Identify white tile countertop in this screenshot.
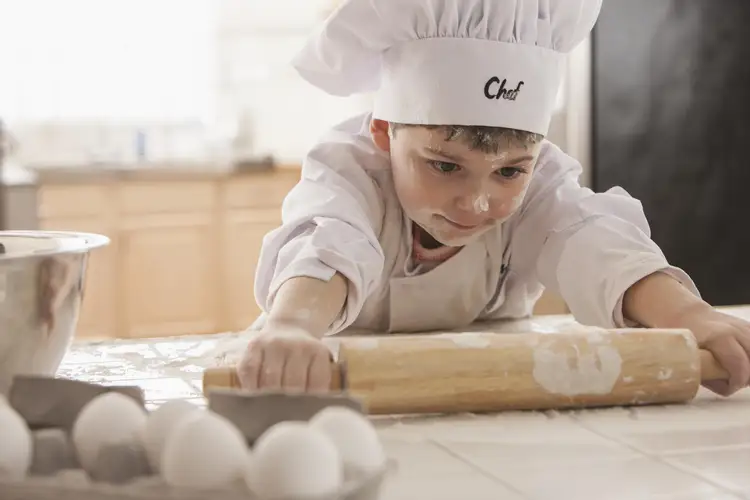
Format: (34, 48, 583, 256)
(59, 306, 750, 500)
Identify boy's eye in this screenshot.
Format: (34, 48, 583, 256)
(496, 167, 525, 179)
(428, 160, 461, 174)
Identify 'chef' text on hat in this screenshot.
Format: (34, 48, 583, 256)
(292, 0, 602, 136)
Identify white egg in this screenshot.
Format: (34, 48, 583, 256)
(161, 410, 248, 489)
(141, 400, 199, 471)
(71, 392, 147, 472)
(309, 406, 386, 476)
(246, 421, 343, 499)
(0, 401, 32, 479)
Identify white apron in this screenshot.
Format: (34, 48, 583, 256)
(350, 169, 509, 333)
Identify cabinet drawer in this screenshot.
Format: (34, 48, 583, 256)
(38, 185, 109, 218)
(119, 181, 217, 214)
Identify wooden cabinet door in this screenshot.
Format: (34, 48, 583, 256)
(222, 208, 281, 331)
(120, 212, 220, 338)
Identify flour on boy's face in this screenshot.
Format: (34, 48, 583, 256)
(372, 119, 542, 247)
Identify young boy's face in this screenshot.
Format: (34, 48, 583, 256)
(371, 119, 542, 247)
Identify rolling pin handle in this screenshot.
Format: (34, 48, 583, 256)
(201, 362, 346, 392)
(202, 365, 241, 393)
(699, 349, 730, 381)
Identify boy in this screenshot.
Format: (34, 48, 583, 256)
(238, 0, 750, 397)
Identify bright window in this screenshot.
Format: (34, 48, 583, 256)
(0, 0, 217, 122)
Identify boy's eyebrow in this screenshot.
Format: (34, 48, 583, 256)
(422, 146, 465, 163)
(422, 147, 535, 166)
(503, 154, 535, 166)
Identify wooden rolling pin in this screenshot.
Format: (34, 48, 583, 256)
(202, 328, 729, 415)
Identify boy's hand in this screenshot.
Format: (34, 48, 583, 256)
(237, 326, 333, 392)
(673, 306, 750, 396)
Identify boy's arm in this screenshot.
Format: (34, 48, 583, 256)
(622, 271, 711, 332)
(239, 268, 349, 392)
(254, 122, 387, 336)
(264, 273, 348, 339)
(238, 120, 387, 391)
(512, 143, 700, 328)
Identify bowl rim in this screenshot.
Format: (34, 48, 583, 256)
(0, 230, 110, 260)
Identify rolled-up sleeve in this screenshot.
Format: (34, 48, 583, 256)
(254, 121, 386, 333)
(514, 143, 699, 328)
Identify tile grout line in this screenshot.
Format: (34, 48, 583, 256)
(427, 438, 533, 500)
(654, 460, 746, 500)
(659, 442, 750, 457)
(571, 416, 745, 498)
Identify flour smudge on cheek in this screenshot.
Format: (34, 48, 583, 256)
(497, 177, 532, 217)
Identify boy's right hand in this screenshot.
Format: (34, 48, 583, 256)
(237, 326, 333, 392)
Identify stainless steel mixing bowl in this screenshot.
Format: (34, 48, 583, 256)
(0, 230, 109, 395)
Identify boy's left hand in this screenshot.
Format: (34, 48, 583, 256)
(674, 306, 750, 396)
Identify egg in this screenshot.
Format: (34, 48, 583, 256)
(246, 421, 343, 499)
(0, 400, 32, 479)
(309, 406, 386, 476)
(71, 392, 147, 472)
(161, 410, 248, 489)
(141, 400, 199, 471)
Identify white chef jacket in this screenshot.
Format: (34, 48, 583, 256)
(253, 112, 699, 334)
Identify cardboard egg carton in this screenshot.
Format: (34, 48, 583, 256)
(0, 376, 392, 500)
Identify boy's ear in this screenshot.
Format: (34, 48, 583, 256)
(369, 119, 391, 152)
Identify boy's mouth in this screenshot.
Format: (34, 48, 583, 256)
(435, 214, 482, 231)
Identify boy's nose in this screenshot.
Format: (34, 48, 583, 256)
(456, 192, 490, 214)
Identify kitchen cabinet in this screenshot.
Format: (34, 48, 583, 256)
(37, 168, 299, 339)
(37, 167, 567, 339)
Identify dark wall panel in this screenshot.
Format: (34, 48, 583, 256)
(592, 1, 750, 305)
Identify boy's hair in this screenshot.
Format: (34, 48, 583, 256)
(389, 122, 543, 154)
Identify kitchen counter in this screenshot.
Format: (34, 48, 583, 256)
(60, 307, 750, 499)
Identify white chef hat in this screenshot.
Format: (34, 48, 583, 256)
(292, 0, 602, 136)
